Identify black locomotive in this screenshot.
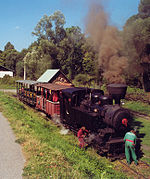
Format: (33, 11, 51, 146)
(60, 84, 131, 159)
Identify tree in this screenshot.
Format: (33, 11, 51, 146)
(23, 47, 41, 80)
(81, 39, 98, 77)
(4, 42, 14, 51)
(0, 42, 20, 75)
(57, 26, 86, 79)
(122, 0, 150, 87)
(38, 39, 59, 69)
(138, 0, 150, 18)
(30, 11, 98, 81)
(30, 11, 68, 79)
(2, 49, 20, 75)
(15, 48, 28, 77)
(32, 11, 66, 44)
(1, 42, 20, 75)
(0, 50, 3, 65)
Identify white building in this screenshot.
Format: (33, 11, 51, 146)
(0, 65, 13, 78)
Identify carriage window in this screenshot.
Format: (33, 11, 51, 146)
(72, 94, 78, 107)
(43, 89, 46, 98)
(47, 90, 52, 101)
(37, 87, 41, 95)
(52, 91, 58, 102)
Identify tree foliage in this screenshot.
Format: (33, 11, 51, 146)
(1, 49, 20, 75)
(4, 42, 14, 51)
(122, 0, 150, 87)
(138, 0, 150, 18)
(31, 11, 98, 80)
(32, 11, 66, 44)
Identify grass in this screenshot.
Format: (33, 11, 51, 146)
(0, 92, 127, 179)
(122, 99, 150, 165)
(0, 75, 19, 89)
(0, 84, 15, 89)
(133, 117, 150, 164)
(126, 86, 150, 104)
(127, 86, 145, 94)
(123, 100, 150, 115)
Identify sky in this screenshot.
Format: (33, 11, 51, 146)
(0, 0, 140, 52)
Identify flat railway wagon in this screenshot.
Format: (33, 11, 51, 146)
(16, 80, 133, 159)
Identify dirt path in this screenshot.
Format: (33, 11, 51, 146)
(0, 89, 16, 93)
(0, 112, 25, 179)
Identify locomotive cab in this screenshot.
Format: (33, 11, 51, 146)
(60, 87, 102, 131)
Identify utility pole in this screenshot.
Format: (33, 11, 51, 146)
(23, 56, 27, 80)
(24, 62, 26, 80)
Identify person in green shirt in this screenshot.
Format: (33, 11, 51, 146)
(124, 128, 138, 165)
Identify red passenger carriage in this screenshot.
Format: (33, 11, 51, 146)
(36, 83, 72, 116)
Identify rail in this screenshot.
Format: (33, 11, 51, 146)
(118, 160, 150, 179)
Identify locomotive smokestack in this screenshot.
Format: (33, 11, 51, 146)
(107, 84, 127, 105)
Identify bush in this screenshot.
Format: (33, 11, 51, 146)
(0, 75, 19, 88)
(73, 74, 98, 87)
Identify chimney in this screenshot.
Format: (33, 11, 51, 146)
(107, 84, 127, 105)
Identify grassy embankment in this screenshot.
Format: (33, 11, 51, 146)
(121, 87, 150, 165)
(0, 92, 127, 179)
(134, 117, 150, 164)
(119, 85, 150, 160)
(123, 100, 150, 165)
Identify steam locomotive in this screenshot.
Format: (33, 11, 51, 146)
(60, 84, 131, 159)
(16, 81, 132, 159)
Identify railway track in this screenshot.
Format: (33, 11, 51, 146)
(128, 109, 150, 120)
(118, 160, 150, 179)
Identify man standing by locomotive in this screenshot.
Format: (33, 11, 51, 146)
(77, 126, 89, 149)
(124, 128, 138, 165)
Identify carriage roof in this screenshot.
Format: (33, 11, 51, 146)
(35, 83, 72, 91)
(16, 80, 38, 85)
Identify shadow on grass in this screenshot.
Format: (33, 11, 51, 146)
(131, 118, 145, 160)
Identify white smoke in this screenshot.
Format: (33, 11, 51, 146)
(52, 114, 69, 135)
(52, 114, 61, 125)
(60, 126, 69, 135)
(85, 133, 96, 144)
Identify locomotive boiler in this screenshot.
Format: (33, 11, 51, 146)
(60, 84, 131, 159)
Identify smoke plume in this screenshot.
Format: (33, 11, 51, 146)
(85, 133, 96, 144)
(85, 1, 128, 84)
(52, 114, 69, 135)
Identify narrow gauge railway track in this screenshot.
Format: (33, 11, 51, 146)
(128, 109, 150, 120)
(118, 160, 150, 179)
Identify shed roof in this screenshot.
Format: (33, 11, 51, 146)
(37, 69, 60, 83)
(0, 65, 13, 72)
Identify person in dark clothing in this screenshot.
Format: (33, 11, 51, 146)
(124, 128, 138, 165)
(77, 126, 89, 149)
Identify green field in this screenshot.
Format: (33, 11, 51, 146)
(123, 100, 150, 115)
